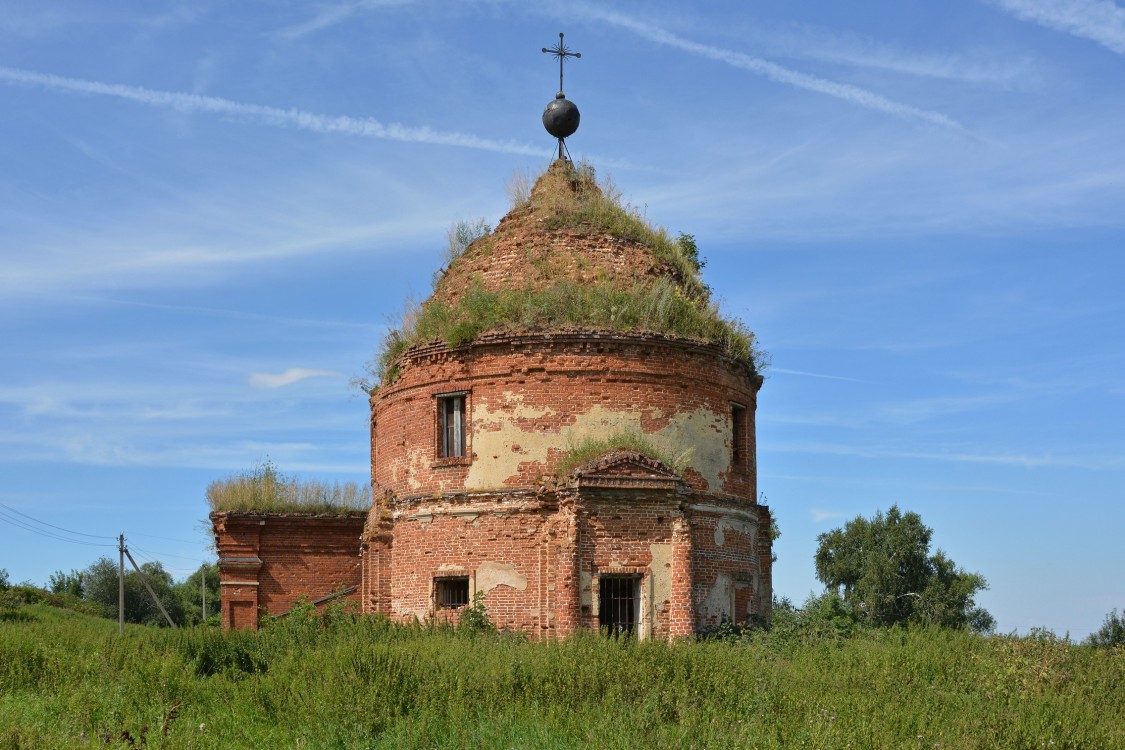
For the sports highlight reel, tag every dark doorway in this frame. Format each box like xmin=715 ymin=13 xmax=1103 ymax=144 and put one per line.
xmin=599 ymin=576 xmax=641 ymax=637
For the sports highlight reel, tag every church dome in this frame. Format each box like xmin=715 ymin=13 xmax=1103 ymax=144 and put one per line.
xmin=432 ymin=161 xmax=700 ymax=308
xmin=374 ymin=161 xmax=762 ymax=386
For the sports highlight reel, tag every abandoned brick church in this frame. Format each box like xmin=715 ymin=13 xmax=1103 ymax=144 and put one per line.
xmin=213 ymin=162 xmax=772 ymax=639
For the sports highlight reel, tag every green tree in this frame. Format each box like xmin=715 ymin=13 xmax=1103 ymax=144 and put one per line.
xmin=82 ymin=556 xmax=186 ymax=626
xmin=814 ymin=505 xmax=993 ymax=631
xmin=48 ymin=568 xmax=85 ymax=598
xmin=1086 ymin=608 xmax=1124 ymax=648
xmin=173 ymin=562 xmax=220 ymax=626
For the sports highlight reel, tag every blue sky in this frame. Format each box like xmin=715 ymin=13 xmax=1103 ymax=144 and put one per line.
xmin=1 ymin=0 xmax=1122 ymax=638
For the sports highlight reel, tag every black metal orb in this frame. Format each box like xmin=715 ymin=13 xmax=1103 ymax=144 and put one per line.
xmin=542 ymin=94 xmax=580 ymax=139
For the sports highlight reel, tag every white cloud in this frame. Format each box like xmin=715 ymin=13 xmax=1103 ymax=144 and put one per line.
xmin=0 ymin=66 xmax=541 ymax=156
xmin=810 ymin=508 xmax=847 ymax=523
xmin=988 ymin=0 xmax=1125 ymax=55
xmin=248 ymin=368 xmax=342 ymax=388
xmin=771 ymin=368 xmax=871 ymax=384
xmin=770 ymin=440 xmax=1119 ymax=469
xmin=757 ymin=24 xmax=1038 ymax=88
xmin=573 ymin=6 xmax=968 ymax=132
xmin=277 ymin=0 xmax=416 ymax=40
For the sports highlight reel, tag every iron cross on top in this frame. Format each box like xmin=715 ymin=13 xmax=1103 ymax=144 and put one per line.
xmin=542 ymin=32 xmax=580 ymax=96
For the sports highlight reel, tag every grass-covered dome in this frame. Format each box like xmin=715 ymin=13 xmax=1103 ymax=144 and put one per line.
xmin=372 ymin=161 xmax=765 ymax=385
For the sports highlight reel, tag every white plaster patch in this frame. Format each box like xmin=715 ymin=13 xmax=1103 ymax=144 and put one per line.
xmin=579 ymin=570 xmax=593 ymax=607
xmin=649 ymin=543 xmax=673 ymax=608
xmin=465 ymin=403 xmax=729 ymax=490
xmin=699 ymin=572 xmax=734 ymax=623
xmin=714 ymin=517 xmax=757 ymax=548
xmin=476 ymin=561 xmax=527 ymax=593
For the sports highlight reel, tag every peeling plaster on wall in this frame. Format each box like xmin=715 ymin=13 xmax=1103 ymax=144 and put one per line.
xmin=476 ymin=561 xmax=527 ymax=593
xmin=649 ymin=543 xmax=672 ymax=612
xmin=465 ymin=404 xmax=729 ymax=490
xmin=654 ymin=408 xmax=728 ymax=490
xmin=714 ymin=516 xmax=757 ymax=548
xmin=494 ymin=392 xmax=555 ymax=421
xmin=700 ymin=572 xmax=734 ymax=623
xmin=579 ymin=570 xmax=593 ymax=607
xmin=406 ymin=443 xmax=431 ymax=491
xmin=394 ymin=597 xmax=430 ymax=622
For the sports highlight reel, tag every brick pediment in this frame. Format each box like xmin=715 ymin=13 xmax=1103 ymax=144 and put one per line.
xmin=569 ymin=450 xmax=682 ymax=491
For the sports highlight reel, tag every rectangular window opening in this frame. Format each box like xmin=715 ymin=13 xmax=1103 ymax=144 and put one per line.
xmin=439 ymin=394 xmax=466 ymax=458
xmin=731 ymin=402 xmax=747 ymax=468
xmin=435 ymin=576 xmax=470 ymax=609
xmin=599 ymin=576 xmax=641 ymax=638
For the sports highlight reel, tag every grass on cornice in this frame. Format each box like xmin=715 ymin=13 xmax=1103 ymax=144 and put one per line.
xmin=375 ymin=277 xmax=765 ymax=384
xmin=207 ymin=461 xmax=371 ymax=514
xmin=556 ymin=430 xmax=692 ymax=478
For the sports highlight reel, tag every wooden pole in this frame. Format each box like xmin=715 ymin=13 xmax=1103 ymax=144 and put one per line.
xmin=118 ymin=534 xmax=125 ymax=634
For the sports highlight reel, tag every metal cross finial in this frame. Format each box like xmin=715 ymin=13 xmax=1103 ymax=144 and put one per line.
xmin=542 ymin=32 xmax=580 ymax=96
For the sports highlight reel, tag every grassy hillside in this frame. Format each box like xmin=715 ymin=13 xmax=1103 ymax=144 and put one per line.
xmin=1 ymin=603 xmax=1122 ymax=749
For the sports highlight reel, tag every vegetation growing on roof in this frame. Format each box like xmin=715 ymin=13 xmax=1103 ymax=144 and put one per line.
xmin=512 ymin=162 xmax=709 ymax=298
xmin=366 ymin=162 xmax=768 ymax=387
xmin=207 ymin=461 xmax=371 ymax=514
xmin=374 ymin=277 xmax=765 ymax=384
xmin=556 ymin=429 xmax=692 ymax=478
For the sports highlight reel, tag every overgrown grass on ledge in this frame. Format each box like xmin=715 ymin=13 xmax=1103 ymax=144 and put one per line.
xmin=556 ymin=429 xmax=692 ymax=477
xmin=376 ymin=277 xmax=765 ymax=383
xmin=207 ymin=461 xmax=371 ymax=514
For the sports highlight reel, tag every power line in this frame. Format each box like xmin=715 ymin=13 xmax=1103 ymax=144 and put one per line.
xmin=128 ymin=547 xmax=201 ymax=576
xmin=127 ymin=531 xmax=203 ymax=545
xmin=130 ymin=544 xmax=208 ymax=564
xmin=0 ymin=501 xmax=116 ymax=540
xmin=0 ymin=508 xmax=116 ymax=547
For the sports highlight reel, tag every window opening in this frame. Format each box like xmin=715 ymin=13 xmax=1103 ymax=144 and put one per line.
xmin=599 ymin=576 xmax=640 ymax=637
xmin=731 ymin=402 xmax=747 ymax=468
xmin=439 ymin=394 xmax=466 ymax=458
xmin=435 ymin=576 xmax=470 ymax=609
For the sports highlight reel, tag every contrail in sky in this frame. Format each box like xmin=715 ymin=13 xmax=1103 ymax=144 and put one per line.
xmin=578 ymin=7 xmax=968 ymax=133
xmin=988 ymin=0 xmax=1125 ymax=55
xmin=0 ymin=66 xmax=542 ymax=156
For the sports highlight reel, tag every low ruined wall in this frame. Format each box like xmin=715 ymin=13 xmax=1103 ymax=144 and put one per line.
xmin=212 ymin=512 xmax=366 ymax=630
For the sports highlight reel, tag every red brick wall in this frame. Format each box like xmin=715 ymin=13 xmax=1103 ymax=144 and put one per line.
xmin=361 ymin=331 xmax=766 ymax=640
xmin=372 ymin=331 xmax=760 ymax=500
xmin=689 ymin=505 xmax=768 ymax=630
xmin=370 ymin=494 xmax=555 ymax=633
xmin=574 ymin=493 xmax=683 ymax=639
xmin=212 ymin=512 xmax=366 ymax=629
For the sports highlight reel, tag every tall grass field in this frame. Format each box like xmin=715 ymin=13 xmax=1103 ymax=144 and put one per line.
xmin=1 ymin=604 xmax=1122 ymax=749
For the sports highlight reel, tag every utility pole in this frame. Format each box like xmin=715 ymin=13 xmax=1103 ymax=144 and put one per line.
xmin=118 ymin=533 xmax=125 ymax=635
